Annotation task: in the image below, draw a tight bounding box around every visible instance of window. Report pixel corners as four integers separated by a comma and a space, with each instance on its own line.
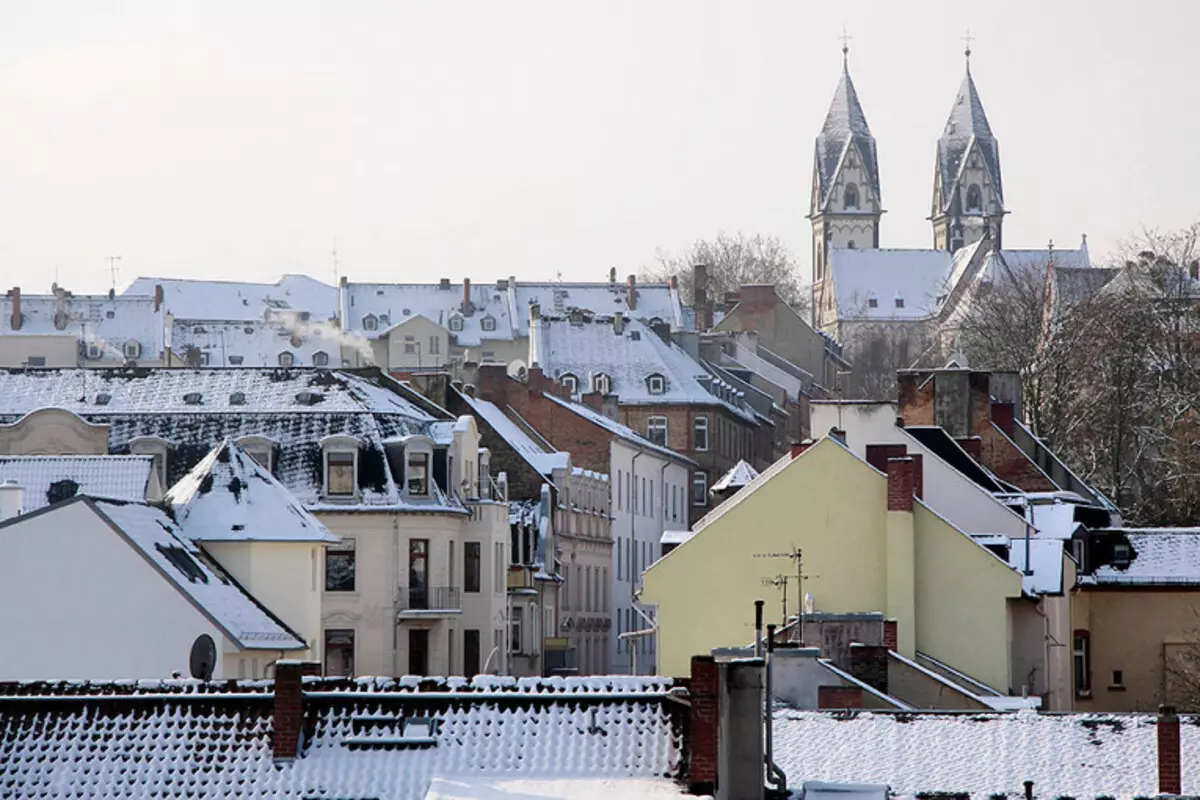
325, 629, 355, 677
694, 416, 709, 451
894, 297, 905, 309
429, 336, 440, 355
692, 471, 708, 506
647, 416, 668, 447
847, 240, 856, 249
617, 471, 622, 511
409, 539, 429, 609
843, 182, 859, 209
407, 451, 430, 495
326, 451, 356, 497
156, 543, 207, 583
641, 477, 646, 516
123, 340, 142, 360
244, 446, 273, 472
1071, 538, 1086, 571
966, 183, 983, 212
1112, 541, 1131, 566
1110, 669, 1124, 688
325, 540, 356, 592
1073, 631, 1091, 696
227, 354, 242, 365
867, 298, 879, 308
481, 315, 496, 332
464, 629, 481, 676
362, 315, 378, 331
278, 351, 294, 367
560, 373, 578, 394
85, 342, 102, 360
449, 315, 463, 332
511, 606, 523, 654
646, 374, 666, 395
312, 350, 329, 366
26, 356, 46, 367
593, 373, 611, 395
464, 541, 481, 593
495, 542, 504, 593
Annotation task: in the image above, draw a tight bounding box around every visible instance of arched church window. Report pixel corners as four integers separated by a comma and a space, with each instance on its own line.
843, 183, 859, 210
966, 184, 983, 212
847, 240, 856, 250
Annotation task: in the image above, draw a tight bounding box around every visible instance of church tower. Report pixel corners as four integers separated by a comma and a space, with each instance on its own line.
810, 44, 883, 331
931, 45, 1006, 253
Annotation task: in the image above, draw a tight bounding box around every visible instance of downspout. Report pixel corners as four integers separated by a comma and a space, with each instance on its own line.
392, 513, 401, 677
764, 623, 787, 794
629, 449, 644, 675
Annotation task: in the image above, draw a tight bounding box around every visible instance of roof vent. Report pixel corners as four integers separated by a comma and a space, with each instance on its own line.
295, 390, 324, 406
229, 391, 246, 406
183, 392, 203, 405
94, 392, 111, 406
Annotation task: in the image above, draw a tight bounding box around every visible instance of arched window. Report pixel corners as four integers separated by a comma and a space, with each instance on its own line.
966, 184, 983, 212
843, 183, 859, 210
362, 314, 378, 332
847, 240, 857, 250
560, 373, 578, 394
312, 350, 329, 367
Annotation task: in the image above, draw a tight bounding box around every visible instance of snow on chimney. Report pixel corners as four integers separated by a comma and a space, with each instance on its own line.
153, 284, 164, 313
7, 287, 20, 331
626, 274, 637, 311
887, 457, 915, 512
272, 660, 321, 762
0, 480, 24, 522
1158, 704, 1181, 795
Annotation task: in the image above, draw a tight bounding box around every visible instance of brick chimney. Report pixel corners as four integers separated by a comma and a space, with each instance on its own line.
887, 457, 915, 512
849, 643, 889, 693
723, 291, 741, 313
7, 287, 20, 331
581, 391, 603, 412
791, 440, 814, 459
882, 620, 898, 651
866, 444, 907, 474
957, 437, 983, 462
273, 660, 321, 761
1158, 704, 1181, 795
688, 655, 719, 794
991, 402, 1015, 437
626, 274, 637, 311
461, 278, 474, 315
886, 457, 917, 656
693, 264, 712, 331
153, 284, 164, 313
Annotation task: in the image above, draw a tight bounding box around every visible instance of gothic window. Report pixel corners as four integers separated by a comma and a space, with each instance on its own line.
843, 183, 859, 210
966, 184, 983, 212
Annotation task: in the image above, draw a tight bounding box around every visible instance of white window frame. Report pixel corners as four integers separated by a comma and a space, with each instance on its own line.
398, 434, 435, 498
560, 373, 578, 394
362, 314, 378, 332
647, 374, 666, 395
449, 315, 464, 332
278, 351, 294, 367
85, 342, 102, 361
123, 340, 142, 360
320, 435, 360, 499
692, 471, 708, 507
481, 315, 496, 332
646, 416, 668, 447
693, 415, 709, 452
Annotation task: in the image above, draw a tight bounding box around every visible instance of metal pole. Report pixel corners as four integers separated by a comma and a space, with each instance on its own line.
754, 600, 764, 658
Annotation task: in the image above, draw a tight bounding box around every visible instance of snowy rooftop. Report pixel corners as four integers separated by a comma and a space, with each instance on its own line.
936, 68, 1003, 212
89, 498, 305, 649
536, 316, 756, 420
124, 274, 338, 322
829, 248, 956, 320
457, 392, 569, 478
1, 291, 163, 363
169, 313, 365, 368
165, 440, 340, 543
341, 280, 517, 347
0, 674, 684, 799
711, 460, 758, 493
774, 708, 1198, 797
1083, 530, 1200, 586
514, 281, 683, 335
814, 63, 880, 211
999, 537, 1066, 596
541, 393, 696, 467
0, 455, 155, 511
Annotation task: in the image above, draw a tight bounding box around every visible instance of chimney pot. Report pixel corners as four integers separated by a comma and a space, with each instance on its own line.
7, 287, 20, 331
626, 274, 637, 311
887, 457, 915, 512
461, 278, 473, 315
609, 266, 617, 285
0, 480, 25, 521
693, 265, 711, 330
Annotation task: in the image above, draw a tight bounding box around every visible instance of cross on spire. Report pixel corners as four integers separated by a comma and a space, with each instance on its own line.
840, 25, 852, 70
963, 28, 974, 64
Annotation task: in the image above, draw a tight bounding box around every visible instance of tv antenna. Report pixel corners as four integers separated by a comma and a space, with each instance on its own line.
106, 255, 122, 293
755, 546, 815, 639
761, 574, 790, 626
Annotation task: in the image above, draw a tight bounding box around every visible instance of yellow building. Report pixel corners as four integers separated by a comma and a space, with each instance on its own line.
641, 437, 1026, 691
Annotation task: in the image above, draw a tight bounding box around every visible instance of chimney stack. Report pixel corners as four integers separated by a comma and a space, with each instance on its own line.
0, 481, 25, 522
613, 311, 625, 335
609, 266, 617, 286
626, 274, 637, 311
528, 303, 542, 368
1158, 704, 1182, 795
887, 457, 915, 512
668, 275, 678, 290
7, 287, 20, 331
462, 278, 474, 315
688, 656, 719, 794
153, 284, 164, 313
272, 660, 321, 762
693, 264, 712, 331
790, 440, 814, 459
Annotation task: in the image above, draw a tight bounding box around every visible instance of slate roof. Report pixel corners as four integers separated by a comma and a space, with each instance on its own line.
813, 62, 880, 213
88, 498, 306, 649
936, 67, 1003, 214
457, 392, 569, 478
341, 281, 517, 347
165, 440, 340, 543
514, 281, 684, 335
1082, 529, 1200, 586
0, 455, 155, 511
0, 675, 684, 799
124, 274, 338, 323
829, 248, 958, 320
169, 314, 363, 368
773, 709, 1198, 797
0, 292, 163, 364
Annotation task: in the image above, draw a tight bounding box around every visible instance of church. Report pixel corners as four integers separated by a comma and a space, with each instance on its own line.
808, 44, 1092, 393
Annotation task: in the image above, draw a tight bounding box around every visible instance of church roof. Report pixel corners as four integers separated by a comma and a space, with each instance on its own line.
936, 65, 1003, 214
814, 60, 880, 213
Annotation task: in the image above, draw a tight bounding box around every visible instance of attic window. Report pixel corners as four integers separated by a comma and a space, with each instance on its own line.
630, 330, 641, 341
123, 340, 142, 359
278, 351, 295, 367
105, 310, 115, 319
228, 355, 244, 365
1112, 541, 1131, 567
193, 326, 206, 334
593, 373, 612, 395
85, 342, 102, 360
322, 435, 360, 499
481, 315, 496, 332
156, 543, 208, 583
362, 314, 379, 332
894, 298, 905, 309
312, 350, 329, 367
295, 390, 324, 406
647, 374, 666, 395
229, 391, 246, 406
868, 298, 879, 308
560, 373, 578, 394
244, 326, 254, 334
449, 315, 464, 332
183, 392, 203, 405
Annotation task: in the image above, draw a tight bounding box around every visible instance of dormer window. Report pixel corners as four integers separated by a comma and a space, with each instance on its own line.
129, 436, 171, 489
183, 392, 203, 405
362, 314, 379, 332
312, 350, 329, 367
592, 372, 611, 395
560, 373, 578, 394
481, 314, 496, 332
229, 391, 246, 406
94, 393, 111, 406
894, 298, 905, 309
843, 183, 859, 210
966, 184, 983, 212
237, 436, 276, 473
85, 342, 102, 361
847, 240, 856, 249
123, 340, 142, 360
278, 351, 294, 367
379, 314, 391, 327
647, 374, 666, 395
228, 355, 243, 365
1112, 541, 1131, 567
394, 434, 435, 498
449, 315, 464, 332
321, 435, 361, 499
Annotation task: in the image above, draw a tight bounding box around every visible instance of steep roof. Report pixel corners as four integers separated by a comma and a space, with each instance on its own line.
711, 460, 758, 493
774, 708, 1198, 796
541, 393, 697, 468
457, 391, 569, 478
813, 60, 880, 212
936, 66, 1003, 213
124, 274, 337, 322
0, 455, 154, 511
0, 292, 163, 363
165, 440, 340, 543
0, 675, 683, 798
341, 281, 517, 347
829, 248, 957, 320
88, 498, 306, 649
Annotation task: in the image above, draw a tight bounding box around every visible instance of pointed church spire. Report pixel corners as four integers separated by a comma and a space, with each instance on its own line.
935, 42, 1003, 215
813, 34, 880, 214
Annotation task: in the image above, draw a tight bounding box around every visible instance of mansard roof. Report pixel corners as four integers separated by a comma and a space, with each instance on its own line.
936, 65, 1003, 214
813, 61, 881, 213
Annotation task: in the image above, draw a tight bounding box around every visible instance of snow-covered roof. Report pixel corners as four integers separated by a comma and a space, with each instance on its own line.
711, 460, 758, 493
541, 392, 696, 467
89, 498, 305, 649
813, 62, 880, 212
936, 67, 1003, 213
774, 708, 1198, 797
457, 393, 568, 478
0, 674, 683, 798
341, 281, 517, 347
169, 314, 366, 368
1083, 530, 1200, 586
1, 292, 163, 363
1029, 501, 1081, 539
0, 455, 155, 511
124, 274, 337, 322
166, 440, 340, 543
536, 316, 757, 421
514, 281, 683, 334
829, 249, 956, 320
1002, 537, 1065, 595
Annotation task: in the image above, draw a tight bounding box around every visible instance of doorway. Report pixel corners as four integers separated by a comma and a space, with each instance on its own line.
408, 628, 430, 676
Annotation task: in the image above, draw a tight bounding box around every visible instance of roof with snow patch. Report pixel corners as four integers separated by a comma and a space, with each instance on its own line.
514, 281, 683, 335
935, 67, 1003, 213
456, 393, 568, 478
340, 281, 517, 347
169, 313, 362, 368
829, 248, 957, 320
1082, 529, 1200, 586
711, 460, 758, 493
0, 292, 163, 363
0, 455, 155, 511
813, 61, 880, 213
124, 274, 338, 322
541, 393, 696, 468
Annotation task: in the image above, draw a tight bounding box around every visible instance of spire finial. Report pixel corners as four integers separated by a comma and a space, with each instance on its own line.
840, 25, 852, 70
962, 28, 974, 67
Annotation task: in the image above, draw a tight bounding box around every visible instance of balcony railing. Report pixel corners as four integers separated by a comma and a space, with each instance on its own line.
396, 585, 461, 613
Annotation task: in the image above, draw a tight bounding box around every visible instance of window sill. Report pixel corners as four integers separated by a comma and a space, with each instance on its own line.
325, 590, 360, 597
1106, 685, 1126, 692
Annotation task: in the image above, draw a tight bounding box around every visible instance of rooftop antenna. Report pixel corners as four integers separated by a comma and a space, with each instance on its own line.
839, 25, 852, 70
962, 28, 974, 68
107, 255, 122, 293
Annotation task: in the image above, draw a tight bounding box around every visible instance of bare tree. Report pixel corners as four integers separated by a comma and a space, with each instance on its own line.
642, 232, 809, 314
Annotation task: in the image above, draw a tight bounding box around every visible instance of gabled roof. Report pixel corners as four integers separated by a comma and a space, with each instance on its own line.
169, 314, 357, 368
514, 281, 683, 334
541, 392, 697, 468
0, 455, 154, 511
87, 498, 306, 649
125, 274, 337, 322
165, 439, 340, 543
936, 66, 1003, 213
456, 391, 569, 478
814, 61, 880, 213
0, 292, 163, 363
341, 281, 516, 347
829, 248, 958, 320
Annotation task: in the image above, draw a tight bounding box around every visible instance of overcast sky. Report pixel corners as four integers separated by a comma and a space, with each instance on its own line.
2, 1, 1196, 295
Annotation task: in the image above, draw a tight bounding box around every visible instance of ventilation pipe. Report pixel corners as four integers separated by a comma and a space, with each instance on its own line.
764, 623, 787, 794
754, 600, 764, 659
0, 480, 24, 522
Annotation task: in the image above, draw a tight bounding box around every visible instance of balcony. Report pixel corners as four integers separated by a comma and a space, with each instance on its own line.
396, 585, 462, 620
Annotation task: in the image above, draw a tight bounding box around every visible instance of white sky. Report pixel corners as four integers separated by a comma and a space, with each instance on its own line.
2, 0, 1196, 295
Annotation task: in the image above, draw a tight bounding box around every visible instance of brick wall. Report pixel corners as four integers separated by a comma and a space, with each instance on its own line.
866, 443, 907, 474
886, 457, 914, 512
1158, 705, 1181, 795
272, 661, 321, 761
688, 655, 719, 793
883, 620, 898, 651
818, 685, 864, 709
979, 424, 1057, 492
849, 644, 889, 694
896, 373, 935, 427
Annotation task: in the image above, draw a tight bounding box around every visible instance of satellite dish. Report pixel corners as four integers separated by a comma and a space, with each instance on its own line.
189, 634, 217, 680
